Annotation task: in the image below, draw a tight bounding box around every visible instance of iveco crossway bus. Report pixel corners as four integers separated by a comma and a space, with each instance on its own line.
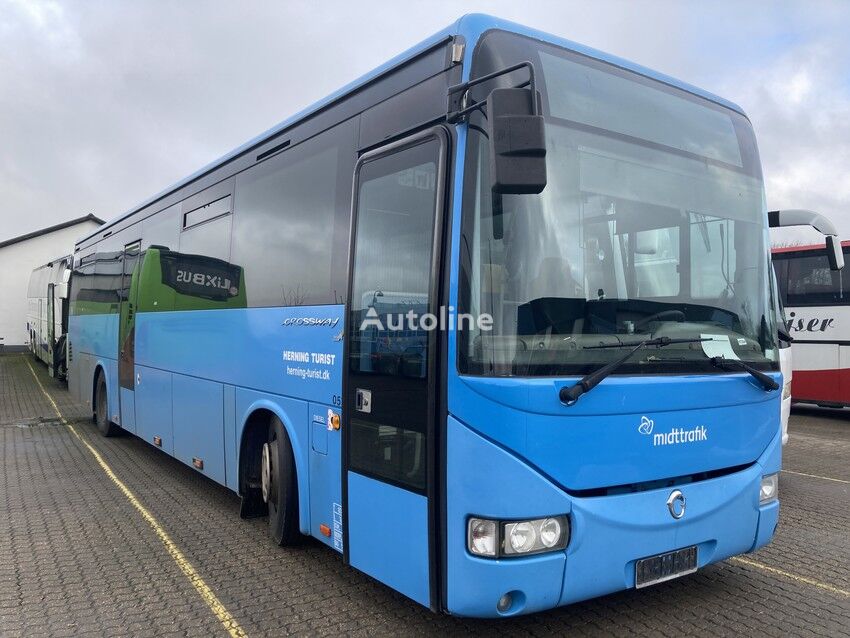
67, 15, 833, 617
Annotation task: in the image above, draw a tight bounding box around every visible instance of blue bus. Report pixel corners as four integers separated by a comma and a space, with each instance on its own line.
68, 14, 793, 617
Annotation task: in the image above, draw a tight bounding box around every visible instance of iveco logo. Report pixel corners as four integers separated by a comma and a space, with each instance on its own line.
667, 490, 686, 520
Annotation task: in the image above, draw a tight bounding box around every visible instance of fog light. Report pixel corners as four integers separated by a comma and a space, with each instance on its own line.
760, 473, 779, 504
497, 593, 512, 612
468, 518, 497, 557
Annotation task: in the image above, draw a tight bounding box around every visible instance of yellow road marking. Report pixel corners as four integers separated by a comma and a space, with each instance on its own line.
782, 469, 850, 485
730, 556, 849, 598
25, 360, 247, 638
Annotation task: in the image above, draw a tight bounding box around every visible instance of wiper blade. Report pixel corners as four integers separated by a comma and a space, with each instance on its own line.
710, 357, 779, 392
560, 337, 709, 405
585, 336, 711, 349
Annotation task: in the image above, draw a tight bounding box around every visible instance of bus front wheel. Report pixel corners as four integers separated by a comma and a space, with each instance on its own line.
94, 373, 119, 437
262, 416, 300, 546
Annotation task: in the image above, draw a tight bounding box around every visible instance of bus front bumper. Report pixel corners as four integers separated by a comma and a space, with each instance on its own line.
446, 416, 781, 618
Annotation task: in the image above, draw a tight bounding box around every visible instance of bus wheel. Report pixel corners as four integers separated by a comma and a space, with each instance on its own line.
94, 373, 119, 437
262, 416, 300, 546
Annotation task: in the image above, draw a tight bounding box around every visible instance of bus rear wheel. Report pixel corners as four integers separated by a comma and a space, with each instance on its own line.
94, 373, 119, 437
262, 416, 300, 546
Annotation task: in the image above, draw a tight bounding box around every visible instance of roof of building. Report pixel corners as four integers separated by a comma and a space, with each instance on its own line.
0, 214, 105, 250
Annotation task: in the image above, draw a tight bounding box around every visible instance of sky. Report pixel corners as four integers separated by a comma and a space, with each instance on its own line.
0, 0, 848, 245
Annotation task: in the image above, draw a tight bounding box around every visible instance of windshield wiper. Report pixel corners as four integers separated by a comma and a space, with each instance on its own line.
710, 357, 779, 392
585, 336, 709, 350
560, 337, 710, 405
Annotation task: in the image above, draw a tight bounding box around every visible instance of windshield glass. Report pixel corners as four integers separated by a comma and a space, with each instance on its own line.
459, 34, 777, 376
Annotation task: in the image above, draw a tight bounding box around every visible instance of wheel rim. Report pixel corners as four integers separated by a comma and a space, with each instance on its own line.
261, 442, 272, 503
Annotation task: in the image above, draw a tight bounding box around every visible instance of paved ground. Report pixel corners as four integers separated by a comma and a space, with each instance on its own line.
1, 352, 848, 637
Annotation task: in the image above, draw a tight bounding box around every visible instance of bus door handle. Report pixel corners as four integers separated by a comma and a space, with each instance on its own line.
136, 372, 141, 385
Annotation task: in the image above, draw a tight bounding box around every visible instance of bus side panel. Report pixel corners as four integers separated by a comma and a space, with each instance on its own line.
347, 472, 430, 607
309, 401, 342, 552
173, 374, 226, 485
68, 313, 118, 413
223, 385, 237, 491
135, 365, 173, 453
133, 306, 343, 406
790, 341, 842, 403
133, 305, 343, 514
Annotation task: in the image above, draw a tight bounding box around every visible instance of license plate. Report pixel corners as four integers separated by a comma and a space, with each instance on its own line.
635, 546, 698, 588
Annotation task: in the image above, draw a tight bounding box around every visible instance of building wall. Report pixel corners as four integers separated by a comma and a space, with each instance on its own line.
0, 221, 101, 347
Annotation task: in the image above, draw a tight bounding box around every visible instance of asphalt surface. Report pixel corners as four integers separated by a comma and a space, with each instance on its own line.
1, 352, 848, 637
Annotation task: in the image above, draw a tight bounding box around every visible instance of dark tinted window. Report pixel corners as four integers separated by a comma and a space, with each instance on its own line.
347, 139, 441, 491
142, 204, 180, 252
349, 141, 439, 379
231, 119, 356, 307
69, 259, 95, 310
780, 250, 848, 306
184, 195, 231, 229
179, 212, 231, 261
70, 248, 121, 312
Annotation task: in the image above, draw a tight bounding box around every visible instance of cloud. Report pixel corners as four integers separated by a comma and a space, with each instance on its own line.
720, 36, 850, 245
0, 0, 848, 248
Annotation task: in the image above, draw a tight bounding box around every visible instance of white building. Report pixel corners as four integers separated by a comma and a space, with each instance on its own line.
0, 214, 104, 350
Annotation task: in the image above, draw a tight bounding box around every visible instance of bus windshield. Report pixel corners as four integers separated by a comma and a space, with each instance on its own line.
460, 38, 777, 376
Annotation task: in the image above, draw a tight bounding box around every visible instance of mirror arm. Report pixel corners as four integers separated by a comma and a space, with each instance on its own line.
768, 209, 844, 271
767, 209, 840, 236
447, 61, 538, 123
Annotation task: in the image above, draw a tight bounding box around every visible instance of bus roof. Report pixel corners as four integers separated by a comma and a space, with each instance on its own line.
772, 240, 850, 255
78, 13, 748, 246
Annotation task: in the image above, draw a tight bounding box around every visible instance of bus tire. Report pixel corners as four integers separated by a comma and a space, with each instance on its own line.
263, 416, 300, 546
94, 372, 119, 437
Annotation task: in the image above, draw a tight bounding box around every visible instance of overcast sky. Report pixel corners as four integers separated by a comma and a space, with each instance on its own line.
1, 0, 848, 245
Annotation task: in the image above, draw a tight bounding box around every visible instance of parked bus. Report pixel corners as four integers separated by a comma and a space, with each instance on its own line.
768, 213, 843, 442
68, 14, 823, 616
773, 240, 850, 407
27, 255, 73, 378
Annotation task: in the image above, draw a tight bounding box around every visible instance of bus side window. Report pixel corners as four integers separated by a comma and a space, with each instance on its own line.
786, 253, 841, 306
773, 257, 789, 307
231, 118, 357, 308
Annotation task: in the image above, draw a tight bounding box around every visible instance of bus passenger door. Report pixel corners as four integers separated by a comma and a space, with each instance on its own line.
118, 241, 141, 434
343, 128, 447, 609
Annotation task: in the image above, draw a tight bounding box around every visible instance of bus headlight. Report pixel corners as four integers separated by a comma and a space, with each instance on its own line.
782, 380, 792, 400
760, 473, 779, 504
468, 516, 569, 558
506, 521, 537, 553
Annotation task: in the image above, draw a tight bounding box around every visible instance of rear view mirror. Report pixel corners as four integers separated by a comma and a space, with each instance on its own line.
486, 87, 547, 194
826, 235, 845, 271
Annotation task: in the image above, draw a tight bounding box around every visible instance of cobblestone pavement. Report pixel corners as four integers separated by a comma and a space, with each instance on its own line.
1, 352, 848, 637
